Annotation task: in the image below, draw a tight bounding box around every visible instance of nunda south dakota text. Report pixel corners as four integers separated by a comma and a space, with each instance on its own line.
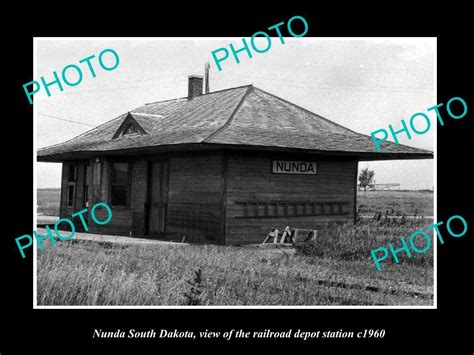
91, 328, 385, 340
93, 329, 196, 339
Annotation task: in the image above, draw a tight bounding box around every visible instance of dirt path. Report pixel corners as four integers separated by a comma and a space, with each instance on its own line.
36, 228, 183, 246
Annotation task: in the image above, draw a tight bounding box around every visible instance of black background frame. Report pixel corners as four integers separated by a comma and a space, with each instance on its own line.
3, 3, 473, 353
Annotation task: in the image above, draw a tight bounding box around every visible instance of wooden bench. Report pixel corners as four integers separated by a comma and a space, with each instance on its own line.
293, 228, 318, 244
263, 227, 317, 245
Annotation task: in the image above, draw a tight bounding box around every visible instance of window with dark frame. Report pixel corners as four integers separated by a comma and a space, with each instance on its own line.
68, 165, 77, 182
67, 183, 75, 207
111, 162, 130, 206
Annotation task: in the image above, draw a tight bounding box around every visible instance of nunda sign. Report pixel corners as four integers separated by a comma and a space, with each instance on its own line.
272, 160, 318, 175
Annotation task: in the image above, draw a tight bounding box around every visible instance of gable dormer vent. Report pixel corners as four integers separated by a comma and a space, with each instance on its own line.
112, 113, 147, 139
122, 122, 139, 135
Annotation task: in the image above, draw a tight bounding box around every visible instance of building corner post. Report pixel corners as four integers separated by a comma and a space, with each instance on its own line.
220, 151, 228, 245
354, 160, 359, 224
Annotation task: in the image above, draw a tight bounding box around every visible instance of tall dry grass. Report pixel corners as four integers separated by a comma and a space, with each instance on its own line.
297, 216, 434, 268
37, 217, 433, 306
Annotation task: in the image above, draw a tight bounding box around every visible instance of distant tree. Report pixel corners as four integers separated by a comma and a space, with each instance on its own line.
359, 168, 376, 192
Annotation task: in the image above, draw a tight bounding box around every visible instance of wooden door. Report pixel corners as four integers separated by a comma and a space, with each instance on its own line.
148, 160, 169, 236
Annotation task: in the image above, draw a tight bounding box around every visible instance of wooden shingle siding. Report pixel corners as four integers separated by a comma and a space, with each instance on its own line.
166, 152, 223, 243
224, 152, 357, 245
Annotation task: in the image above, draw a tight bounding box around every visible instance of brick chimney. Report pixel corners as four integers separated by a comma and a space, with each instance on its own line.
188, 75, 203, 99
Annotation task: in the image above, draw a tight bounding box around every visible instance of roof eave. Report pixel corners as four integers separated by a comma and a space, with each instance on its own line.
37, 143, 433, 162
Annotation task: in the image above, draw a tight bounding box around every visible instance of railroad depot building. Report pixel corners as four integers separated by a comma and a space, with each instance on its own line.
37, 76, 433, 245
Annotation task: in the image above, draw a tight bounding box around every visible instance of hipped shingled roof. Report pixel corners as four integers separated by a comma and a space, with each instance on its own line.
37, 85, 433, 162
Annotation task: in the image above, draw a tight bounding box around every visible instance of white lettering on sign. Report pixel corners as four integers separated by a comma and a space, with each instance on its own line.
272, 161, 317, 175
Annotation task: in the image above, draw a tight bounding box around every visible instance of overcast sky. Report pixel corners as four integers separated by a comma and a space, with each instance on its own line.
35, 38, 435, 190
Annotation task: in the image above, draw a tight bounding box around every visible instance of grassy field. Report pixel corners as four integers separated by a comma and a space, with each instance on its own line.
357, 190, 433, 216
37, 188, 60, 216
37, 216, 434, 306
